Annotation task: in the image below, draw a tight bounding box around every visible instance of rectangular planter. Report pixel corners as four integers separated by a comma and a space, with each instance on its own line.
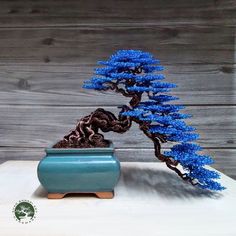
37, 142, 120, 199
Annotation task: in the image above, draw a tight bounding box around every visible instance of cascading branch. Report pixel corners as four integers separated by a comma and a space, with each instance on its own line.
54, 49, 225, 191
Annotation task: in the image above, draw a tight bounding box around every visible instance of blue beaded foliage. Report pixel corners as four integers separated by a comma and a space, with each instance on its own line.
83, 49, 225, 191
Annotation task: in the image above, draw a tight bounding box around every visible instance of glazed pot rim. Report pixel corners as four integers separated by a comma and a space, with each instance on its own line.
45, 140, 114, 154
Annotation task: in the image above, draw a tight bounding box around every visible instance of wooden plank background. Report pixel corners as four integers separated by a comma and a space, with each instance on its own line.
0, 0, 235, 179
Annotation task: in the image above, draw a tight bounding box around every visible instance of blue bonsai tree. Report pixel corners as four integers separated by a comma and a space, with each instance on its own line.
54, 49, 224, 191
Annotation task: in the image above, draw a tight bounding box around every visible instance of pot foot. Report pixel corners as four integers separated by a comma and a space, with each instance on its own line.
47, 191, 114, 199
95, 191, 114, 199
48, 193, 66, 199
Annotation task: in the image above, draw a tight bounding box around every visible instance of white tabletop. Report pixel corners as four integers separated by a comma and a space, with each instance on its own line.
0, 161, 235, 236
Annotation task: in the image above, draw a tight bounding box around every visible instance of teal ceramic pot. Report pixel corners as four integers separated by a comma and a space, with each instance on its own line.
37, 142, 120, 199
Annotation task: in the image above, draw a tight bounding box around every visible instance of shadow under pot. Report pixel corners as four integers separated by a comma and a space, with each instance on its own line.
37, 141, 120, 199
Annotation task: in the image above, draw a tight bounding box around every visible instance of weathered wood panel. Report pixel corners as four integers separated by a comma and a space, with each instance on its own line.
0, 0, 235, 181
0, 0, 235, 27
0, 148, 235, 179
0, 105, 235, 148
0, 25, 234, 105
0, 63, 235, 105
0, 26, 234, 65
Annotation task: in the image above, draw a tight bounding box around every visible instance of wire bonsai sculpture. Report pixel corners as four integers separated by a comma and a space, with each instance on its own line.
54, 49, 224, 191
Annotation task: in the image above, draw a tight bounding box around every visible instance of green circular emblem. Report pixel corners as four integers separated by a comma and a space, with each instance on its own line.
13, 200, 37, 224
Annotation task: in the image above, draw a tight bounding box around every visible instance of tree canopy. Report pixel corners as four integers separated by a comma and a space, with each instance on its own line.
83, 49, 224, 191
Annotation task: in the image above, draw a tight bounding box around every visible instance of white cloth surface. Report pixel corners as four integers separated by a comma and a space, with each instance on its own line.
0, 161, 235, 236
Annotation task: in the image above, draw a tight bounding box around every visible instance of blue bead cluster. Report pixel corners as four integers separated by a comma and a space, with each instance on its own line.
83, 49, 225, 191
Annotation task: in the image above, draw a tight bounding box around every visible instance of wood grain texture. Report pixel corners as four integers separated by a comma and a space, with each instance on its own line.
0, 0, 235, 27
0, 0, 235, 179
0, 26, 234, 65
0, 63, 235, 105
0, 105, 235, 148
